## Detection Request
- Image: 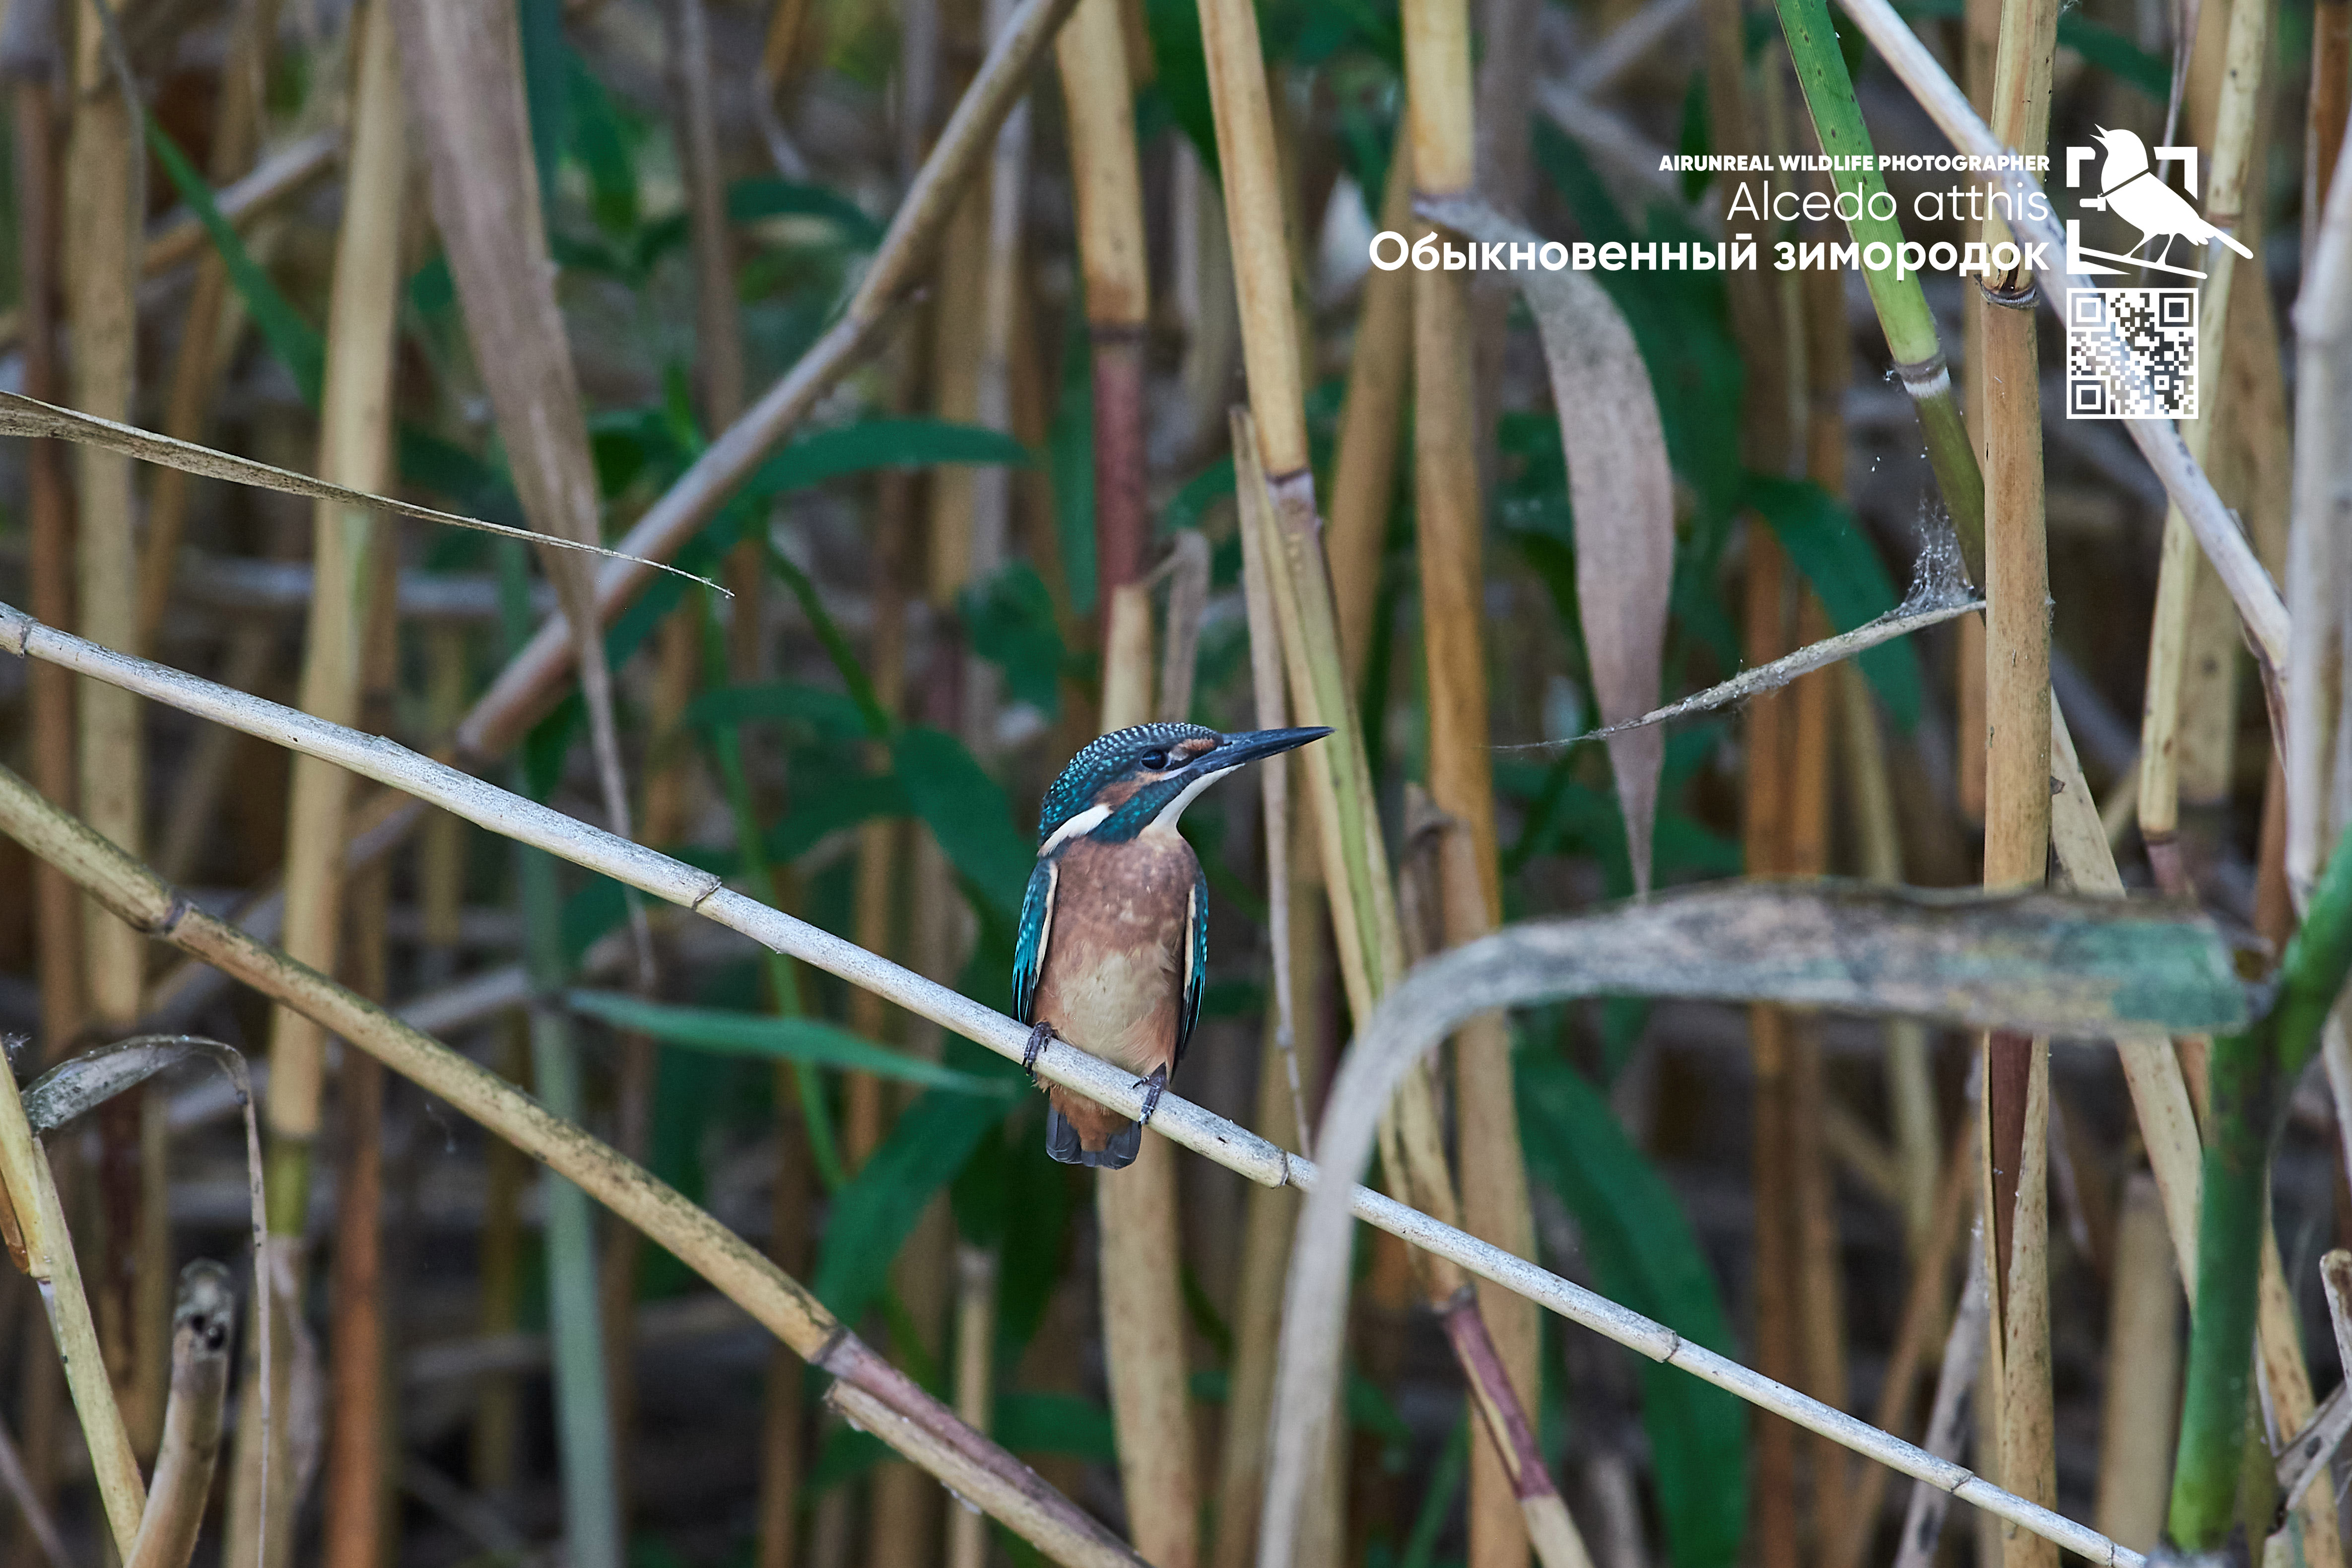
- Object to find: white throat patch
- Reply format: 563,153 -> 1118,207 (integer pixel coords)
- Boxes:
1038,803 -> 1110,857
1147,767 -> 1228,835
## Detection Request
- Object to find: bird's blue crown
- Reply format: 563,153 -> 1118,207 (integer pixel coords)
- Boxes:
1037,722 -> 1219,844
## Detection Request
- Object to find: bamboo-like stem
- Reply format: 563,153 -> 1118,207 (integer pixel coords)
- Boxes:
67,0 -> 161,1454
946,1245 -> 999,1568
7,59 -> 84,1077
133,0 -> 281,655
1326,140 -> 1411,692
2135,0 -> 2264,894
0,1055 -> 145,1554
1094,578 -> 1201,1568
2091,1174 -> 2179,1553
1400,0 -> 1542,1556
1976,0 -> 2058,1549
127,1261 -> 235,1568
234,13 -> 403,1554
1054,0 -> 1148,599
1194,0 -> 1308,477
1769,0 -> 1986,577
321,979 -> 388,1568
0,613 -> 2203,1568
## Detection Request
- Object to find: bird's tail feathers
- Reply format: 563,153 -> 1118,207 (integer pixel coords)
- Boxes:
1045,1105 -> 1141,1169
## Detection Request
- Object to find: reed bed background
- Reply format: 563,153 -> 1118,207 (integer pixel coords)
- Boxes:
0,0 -> 2343,1566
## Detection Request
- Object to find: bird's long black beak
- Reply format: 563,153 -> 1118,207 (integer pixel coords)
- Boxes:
1208,727 -> 1333,772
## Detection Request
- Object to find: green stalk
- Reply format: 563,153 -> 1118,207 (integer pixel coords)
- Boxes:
520,842 -> 623,1568
2167,828 -> 2352,1552
1771,0 -> 1988,578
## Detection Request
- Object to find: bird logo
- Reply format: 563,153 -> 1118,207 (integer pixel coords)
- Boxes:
2077,127 -> 2253,273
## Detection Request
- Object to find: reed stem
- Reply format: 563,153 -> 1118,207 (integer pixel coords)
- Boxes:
127,1261 -> 235,1568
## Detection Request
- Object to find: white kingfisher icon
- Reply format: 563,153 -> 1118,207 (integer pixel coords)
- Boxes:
2080,128 -> 2254,268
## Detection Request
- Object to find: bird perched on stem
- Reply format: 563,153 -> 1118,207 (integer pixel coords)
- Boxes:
1014,722 -> 1330,1167
2083,127 -> 2255,266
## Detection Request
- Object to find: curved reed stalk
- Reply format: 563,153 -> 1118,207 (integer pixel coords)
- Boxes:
127,1262 -> 235,1568
0,601 -> 2250,1568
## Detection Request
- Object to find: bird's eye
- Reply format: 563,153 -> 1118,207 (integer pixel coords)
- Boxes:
1141,749 -> 1169,770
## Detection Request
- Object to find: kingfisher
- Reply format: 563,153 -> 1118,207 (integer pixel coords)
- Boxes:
1014,721 -> 1330,1167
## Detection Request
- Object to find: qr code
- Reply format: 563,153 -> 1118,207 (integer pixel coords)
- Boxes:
2066,288 -> 2197,419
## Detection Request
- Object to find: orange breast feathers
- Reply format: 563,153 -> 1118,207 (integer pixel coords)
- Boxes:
1031,832 -> 1199,1079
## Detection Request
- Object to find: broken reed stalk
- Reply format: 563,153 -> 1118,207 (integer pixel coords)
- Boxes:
0,761 -> 1146,1568
134,0 -> 281,654
1397,0 -> 1545,1558
1325,139 -> 1412,690
1054,0 -> 1148,599
2091,1174 -> 2179,1553
1977,0 -> 2058,1551
1092,569 -> 1201,1568
0,1053 -> 145,1554
2135,0 -> 2265,894
7,43 -> 86,1073
948,1245 -> 999,1568
66,0 -> 165,1453
2164,831 -> 2352,1554
0,616 -> 2222,1568
127,1261 -> 235,1568
461,0 -> 1082,759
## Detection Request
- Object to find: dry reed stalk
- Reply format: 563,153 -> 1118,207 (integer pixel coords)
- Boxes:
2090,1174 -> 2179,1553
756,1069 -> 815,1568
1399,17 -> 1542,1558
1195,0 -> 1308,477
0,1052 -> 145,1554
1326,140 -> 1411,689
1054,0 -> 1148,597
133,0 -> 281,655
1740,531 -> 1802,1568
66,0 -> 164,1453
2134,0 -> 2264,895
2288,103 -> 2352,903
947,1245 -> 999,1568
1841,667 -> 1939,1249
1824,1117 -> 1976,1568
5,45 -> 84,1086
127,1261 -> 236,1568
967,0 -> 1032,684
1090,580 -> 1201,1568
322,889 -> 389,1568
0,622 -> 2224,1568
233,12 -> 404,1554
1976,0 -> 2058,1548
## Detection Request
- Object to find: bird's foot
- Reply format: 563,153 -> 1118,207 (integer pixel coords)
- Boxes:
1137,1065 -> 1170,1129
1022,1021 -> 1054,1085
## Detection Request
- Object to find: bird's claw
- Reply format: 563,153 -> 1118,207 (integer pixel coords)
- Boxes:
1137,1066 -> 1169,1129
1022,1021 -> 1053,1085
